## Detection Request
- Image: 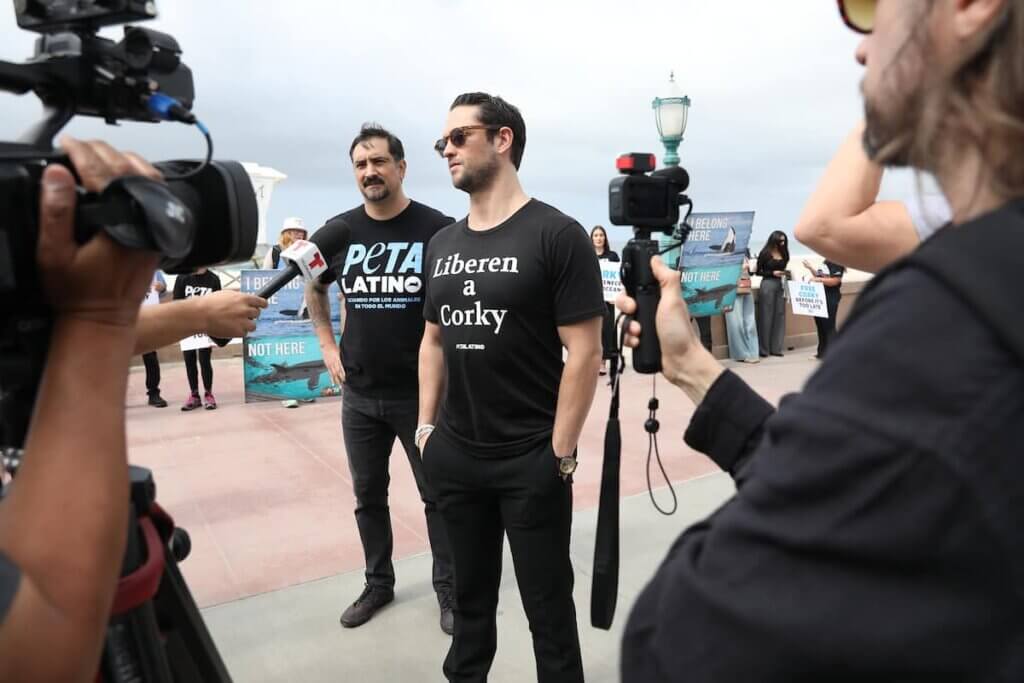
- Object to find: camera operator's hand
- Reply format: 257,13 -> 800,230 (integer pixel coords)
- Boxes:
37,137 -> 161,326
199,290 -> 267,338
616,256 -> 724,404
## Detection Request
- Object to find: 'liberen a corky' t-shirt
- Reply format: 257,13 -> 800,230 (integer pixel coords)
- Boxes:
423,199 -> 604,457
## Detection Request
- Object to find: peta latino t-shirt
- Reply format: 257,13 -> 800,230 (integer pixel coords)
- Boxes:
172,270 -> 221,301
318,200 -> 453,400
423,199 -> 604,457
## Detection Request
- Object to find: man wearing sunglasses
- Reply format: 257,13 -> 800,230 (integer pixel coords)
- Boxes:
417,93 -> 604,682
305,123 -> 456,634
617,0 -> 1024,680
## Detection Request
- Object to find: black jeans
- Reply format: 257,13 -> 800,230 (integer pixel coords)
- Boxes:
182,348 -> 212,394
341,387 -> 452,596
142,351 -> 161,396
814,290 -> 842,357
423,427 -> 583,683
694,316 -> 712,352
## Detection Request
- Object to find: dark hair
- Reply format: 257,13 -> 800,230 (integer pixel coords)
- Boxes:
449,92 -> 526,169
349,122 -> 405,162
590,225 -> 610,256
759,230 -> 790,264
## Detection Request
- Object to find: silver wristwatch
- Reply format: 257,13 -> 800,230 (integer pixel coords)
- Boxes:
556,454 -> 577,480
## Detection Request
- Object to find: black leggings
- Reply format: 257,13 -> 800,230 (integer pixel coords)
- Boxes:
182,348 -> 213,394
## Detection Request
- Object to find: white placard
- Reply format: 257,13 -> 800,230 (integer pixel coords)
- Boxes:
787,281 -> 828,318
179,333 -> 213,351
600,260 -> 623,303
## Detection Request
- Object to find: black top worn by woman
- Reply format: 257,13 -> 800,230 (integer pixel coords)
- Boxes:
756,255 -> 787,279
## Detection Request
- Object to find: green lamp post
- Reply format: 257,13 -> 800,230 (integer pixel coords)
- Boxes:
652,71 -> 691,168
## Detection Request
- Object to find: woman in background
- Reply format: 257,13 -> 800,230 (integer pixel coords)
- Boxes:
803,258 -> 846,359
592,225 -> 620,379
725,250 -> 760,363
755,230 -> 790,357
173,267 -> 222,410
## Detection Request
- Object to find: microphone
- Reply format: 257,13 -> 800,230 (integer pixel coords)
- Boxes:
256,222 -> 352,299
208,222 -> 351,347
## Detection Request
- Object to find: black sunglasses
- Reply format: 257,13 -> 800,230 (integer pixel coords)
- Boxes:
434,125 -> 501,158
837,0 -> 875,34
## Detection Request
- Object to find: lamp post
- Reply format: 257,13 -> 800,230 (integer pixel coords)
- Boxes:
651,71 -> 691,168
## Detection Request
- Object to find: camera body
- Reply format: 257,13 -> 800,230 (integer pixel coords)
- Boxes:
0,0 -> 257,452
608,154 -> 691,373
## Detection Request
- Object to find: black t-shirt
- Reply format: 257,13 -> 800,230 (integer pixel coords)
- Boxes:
0,550 -> 20,626
318,200 -> 454,400
822,260 -> 846,294
423,199 -> 605,457
172,270 -> 221,300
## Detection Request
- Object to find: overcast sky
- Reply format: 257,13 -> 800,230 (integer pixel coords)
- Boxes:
2,0 -> 926,253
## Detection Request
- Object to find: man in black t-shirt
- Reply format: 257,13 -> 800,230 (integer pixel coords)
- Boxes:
418,93 -> 604,682
305,123 -> 455,634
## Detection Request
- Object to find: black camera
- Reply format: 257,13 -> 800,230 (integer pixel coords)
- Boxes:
608,153 -> 691,373
1,0 -> 257,452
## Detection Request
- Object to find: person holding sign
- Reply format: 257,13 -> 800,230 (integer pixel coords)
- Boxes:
591,225 -> 620,379
754,231 -> 790,357
803,259 -> 846,359
173,267 -> 222,411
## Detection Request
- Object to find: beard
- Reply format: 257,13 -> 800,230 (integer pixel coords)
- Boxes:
861,10 -> 932,168
862,88 -> 924,167
360,180 -> 391,203
453,154 -> 500,194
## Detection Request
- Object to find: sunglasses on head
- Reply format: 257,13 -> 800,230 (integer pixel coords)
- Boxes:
434,125 -> 501,158
837,0 -> 875,34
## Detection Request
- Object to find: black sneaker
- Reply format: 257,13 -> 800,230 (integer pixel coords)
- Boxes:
148,393 -> 168,408
438,589 -> 454,636
339,584 -> 394,628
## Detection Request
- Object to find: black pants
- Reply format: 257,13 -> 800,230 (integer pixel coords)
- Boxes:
341,387 -> 452,596
142,351 -> 161,396
814,290 -> 842,357
182,348 -> 213,394
694,316 -> 712,352
423,428 -> 583,683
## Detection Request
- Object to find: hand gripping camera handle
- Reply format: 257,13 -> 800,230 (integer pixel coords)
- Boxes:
633,267 -> 662,374
622,240 -> 662,374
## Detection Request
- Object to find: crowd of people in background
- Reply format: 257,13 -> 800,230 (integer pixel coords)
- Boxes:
592,226 -> 847,366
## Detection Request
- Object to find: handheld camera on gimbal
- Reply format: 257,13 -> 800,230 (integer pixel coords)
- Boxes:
609,152 -> 692,373
1,2 -> 251,679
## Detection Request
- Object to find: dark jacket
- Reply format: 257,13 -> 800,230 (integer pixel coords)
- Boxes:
622,199 -> 1024,681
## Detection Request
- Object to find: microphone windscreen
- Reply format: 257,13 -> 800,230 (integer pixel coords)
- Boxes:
308,220 -> 352,266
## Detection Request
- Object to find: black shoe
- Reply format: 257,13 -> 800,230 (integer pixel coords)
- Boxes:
438,589 -> 454,636
148,393 -> 168,408
770,352 -> 784,357
340,584 -> 394,628
759,352 -> 768,358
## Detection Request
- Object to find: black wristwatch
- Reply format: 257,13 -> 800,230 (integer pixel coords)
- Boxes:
556,454 -> 577,480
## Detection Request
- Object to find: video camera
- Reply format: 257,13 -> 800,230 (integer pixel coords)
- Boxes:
0,0 -> 257,453
608,153 -> 691,373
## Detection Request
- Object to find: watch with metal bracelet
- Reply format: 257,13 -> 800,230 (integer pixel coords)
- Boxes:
556,453 -> 577,480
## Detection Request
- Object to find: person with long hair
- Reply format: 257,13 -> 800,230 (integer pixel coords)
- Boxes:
617,1 -> 1024,678
755,230 -> 790,357
591,225 -> 620,379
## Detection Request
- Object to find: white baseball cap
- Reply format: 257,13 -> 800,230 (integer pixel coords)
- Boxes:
282,216 -> 306,234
